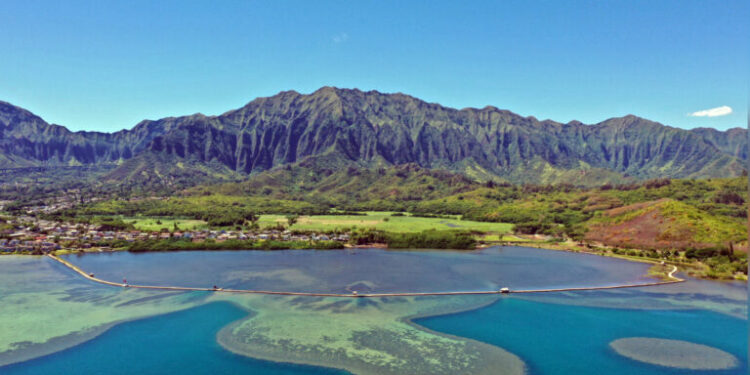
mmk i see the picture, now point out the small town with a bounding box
[0,215,350,254]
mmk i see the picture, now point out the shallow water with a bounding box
[0,247,746,374]
[2,302,348,375]
[59,246,654,293]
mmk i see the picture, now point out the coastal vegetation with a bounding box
[126,239,344,252]
[348,228,477,250]
[385,230,476,249]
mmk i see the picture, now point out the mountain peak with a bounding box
[311,86,345,100]
[0,91,746,183]
[0,100,46,127]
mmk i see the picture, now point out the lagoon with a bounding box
[0,247,746,374]
[56,246,655,293]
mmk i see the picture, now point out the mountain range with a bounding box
[0,87,746,187]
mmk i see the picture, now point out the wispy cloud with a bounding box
[332,32,349,44]
[688,106,733,117]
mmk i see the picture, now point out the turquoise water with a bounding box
[2,302,347,375]
[417,293,748,375]
[1,248,746,374]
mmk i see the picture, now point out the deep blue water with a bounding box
[2,302,348,375]
[416,294,748,375]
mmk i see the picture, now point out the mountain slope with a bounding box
[189,157,481,210]
[690,127,748,161]
[0,100,170,168]
[129,88,744,183]
[585,199,746,250]
[0,89,745,186]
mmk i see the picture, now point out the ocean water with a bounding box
[417,294,748,375]
[2,302,347,375]
[0,248,746,374]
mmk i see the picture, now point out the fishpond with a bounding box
[0,246,746,374]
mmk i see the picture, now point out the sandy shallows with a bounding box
[610,337,738,370]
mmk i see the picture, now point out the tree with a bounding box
[244,212,258,224]
[286,214,299,227]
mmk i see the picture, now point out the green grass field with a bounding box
[478,234,530,242]
[259,212,513,233]
[117,212,513,234]
[123,217,208,231]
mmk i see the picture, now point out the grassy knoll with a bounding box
[586,199,746,249]
[258,212,513,234]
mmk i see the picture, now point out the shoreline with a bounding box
[486,240,739,282]
[6,239,715,282]
[6,235,736,282]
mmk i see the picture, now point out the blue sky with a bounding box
[1,0,747,132]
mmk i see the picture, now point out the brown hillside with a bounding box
[586,199,746,251]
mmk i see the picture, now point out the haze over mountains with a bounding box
[0,87,746,186]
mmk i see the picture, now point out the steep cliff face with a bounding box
[690,127,748,161]
[0,88,745,185]
[128,87,742,181]
[0,101,169,167]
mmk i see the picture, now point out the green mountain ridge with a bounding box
[0,88,746,186]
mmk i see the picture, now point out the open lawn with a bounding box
[259,212,513,233]
[123,217,208,231]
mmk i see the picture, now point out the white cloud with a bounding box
[688,105,733,117]
[332,32,349,44]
